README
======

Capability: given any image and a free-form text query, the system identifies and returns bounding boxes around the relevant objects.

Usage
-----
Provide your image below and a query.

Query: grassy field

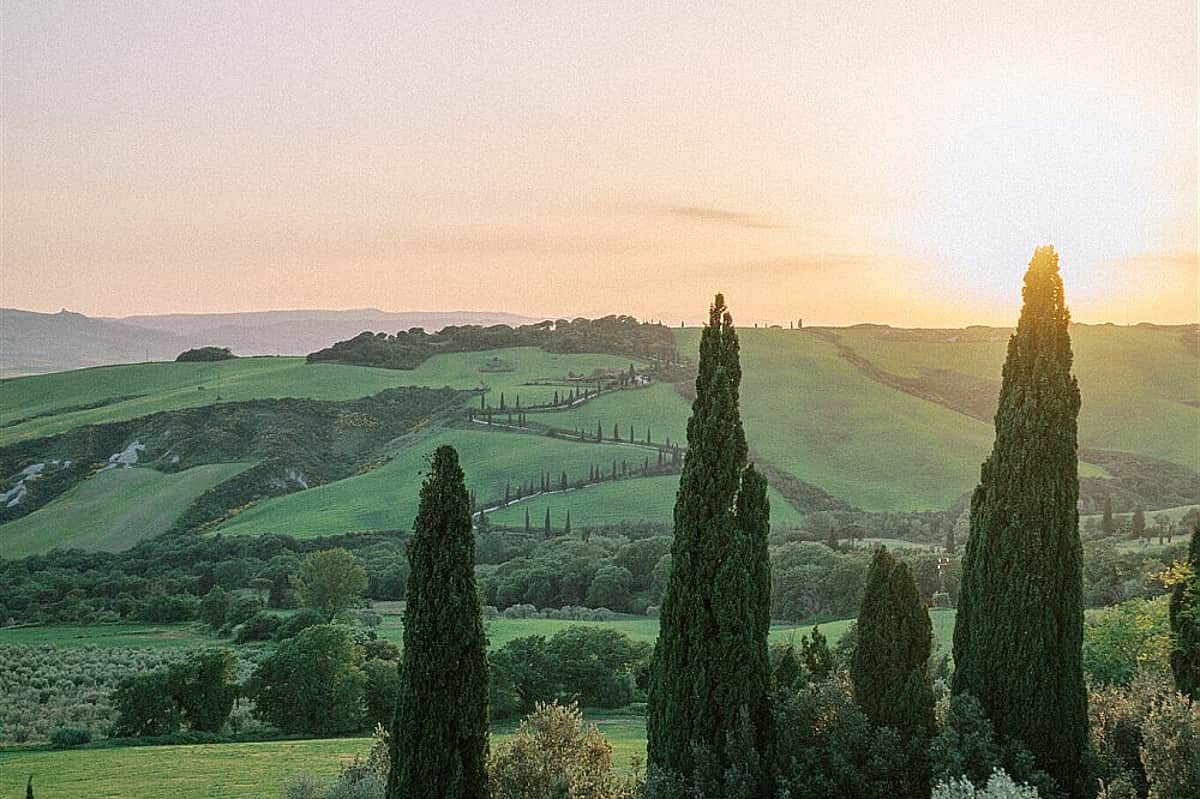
[481,474,805,529]
[537,382,691,448]
[830,324,1200,473]
[0,712,647,799]
[0,463,253,557]
[4,326,1193,554]
[216,428,686,538]
[678,328,998,511]
[0,349,640,448]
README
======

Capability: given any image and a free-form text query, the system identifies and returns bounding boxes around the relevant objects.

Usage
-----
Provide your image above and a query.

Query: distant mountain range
[0,308,538,377]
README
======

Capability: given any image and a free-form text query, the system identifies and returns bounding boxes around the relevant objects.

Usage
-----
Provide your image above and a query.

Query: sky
[2,1,1196,326]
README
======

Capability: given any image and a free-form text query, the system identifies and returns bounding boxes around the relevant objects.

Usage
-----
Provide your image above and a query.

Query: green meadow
[0,713,647,799]
[0,463,252,557]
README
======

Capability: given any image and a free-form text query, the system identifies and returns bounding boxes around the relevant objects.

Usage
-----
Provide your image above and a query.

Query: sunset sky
[2,1,1196,325]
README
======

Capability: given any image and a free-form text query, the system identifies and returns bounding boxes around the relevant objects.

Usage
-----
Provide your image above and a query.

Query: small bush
[933,770,1040,799]
[235,611,282,643]
[274,608,326,641]
[49,726,91,748]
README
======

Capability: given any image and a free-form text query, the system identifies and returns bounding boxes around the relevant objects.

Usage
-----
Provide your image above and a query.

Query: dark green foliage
[488,627,651,719]
[1170,522,1200,699]
[273,607,326,641]
[222,594,263,630]
[26,776,33,799]
[648,294,773,793]
[771,678,919,799]
[585,564,634,611]
[1132,507,1146,540]
[1101,496,1115,536]
[175,346,235,362]
[388,446,489,799]
[297,548,367,621]
[363,658,401,728]
[851,547,935,741]
[234,610,281,643]
[769,642,806,694]
[198,586,228,630]
[952,246,1088,797]
[165,649,238,733]
[928,693,1053,797]
[307,315,678,369]
[112,650,237,737]
[247,624,366,736]
[48,727,91,748]
[802,625,835,682]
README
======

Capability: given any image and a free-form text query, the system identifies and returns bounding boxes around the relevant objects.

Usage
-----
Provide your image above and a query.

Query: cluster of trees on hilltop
[175,346,235,362]
[305,314,681,369]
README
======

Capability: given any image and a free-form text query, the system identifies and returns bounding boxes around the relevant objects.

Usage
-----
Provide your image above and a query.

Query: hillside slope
[1,322,1195,556]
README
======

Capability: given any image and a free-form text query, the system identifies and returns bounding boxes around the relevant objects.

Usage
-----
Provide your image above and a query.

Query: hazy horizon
[3,2,1196,325]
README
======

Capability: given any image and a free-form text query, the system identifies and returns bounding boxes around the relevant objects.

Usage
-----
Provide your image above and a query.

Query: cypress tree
[647,294,773,792]
[27,776,33,799]
[1132,507,1146,541]
[951,246,1088,798]
[564,510,572,538]
[944,523,956,556]
[1100,496,1114,536]
[387,446,489,799]
[544,507,551,539]
[524,507,530,533]
[1169,522,1200,700]
[851,547,935,740]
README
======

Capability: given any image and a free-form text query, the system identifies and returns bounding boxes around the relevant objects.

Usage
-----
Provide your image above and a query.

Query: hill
[0,307,537,377]
[0,321,1195,557]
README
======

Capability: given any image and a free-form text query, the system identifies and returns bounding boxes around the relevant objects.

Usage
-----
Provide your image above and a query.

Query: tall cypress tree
[951,246,1088,798]
[387,446,489,799]
[647,294,773,792]
[852,547,935,740]
[1170,522,1200,700]
[1100,496,1115,536]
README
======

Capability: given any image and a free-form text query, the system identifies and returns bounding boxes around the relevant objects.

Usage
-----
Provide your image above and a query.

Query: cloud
[663,206,787,230]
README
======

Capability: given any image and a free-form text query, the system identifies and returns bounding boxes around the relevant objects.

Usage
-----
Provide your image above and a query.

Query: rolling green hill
[0,463,252,557]
[1,323,1195,556]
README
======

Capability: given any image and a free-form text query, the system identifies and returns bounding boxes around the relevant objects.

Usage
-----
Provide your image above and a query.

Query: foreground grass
[0,713,647,799]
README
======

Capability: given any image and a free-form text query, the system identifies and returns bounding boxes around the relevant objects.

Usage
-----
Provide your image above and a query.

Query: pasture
[0,713,646,799]
[0,463,252,558]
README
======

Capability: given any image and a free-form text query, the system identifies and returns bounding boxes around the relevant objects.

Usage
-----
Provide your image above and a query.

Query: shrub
[247,624,366,735]
[224,595,264,630]
[111,670,181,737]
[235,611,282,643]
[488,701,640,799]
[932,770,1041,799]
[361,659,400,728]
[1140,692,1200,799]
[274,608,326,641]
[48,726,91,748]
[199,586,229,630]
